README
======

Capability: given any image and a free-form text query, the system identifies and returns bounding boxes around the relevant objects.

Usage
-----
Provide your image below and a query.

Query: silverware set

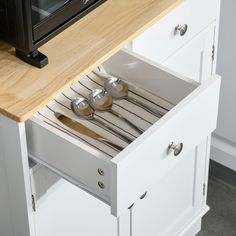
[52,70,168,153]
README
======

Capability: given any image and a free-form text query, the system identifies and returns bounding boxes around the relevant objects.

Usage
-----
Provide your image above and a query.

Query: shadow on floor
[197,178,236,236]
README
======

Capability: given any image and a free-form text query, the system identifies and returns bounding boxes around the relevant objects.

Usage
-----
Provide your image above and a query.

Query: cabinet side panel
[0,141,14,236]
[0,115,35,236]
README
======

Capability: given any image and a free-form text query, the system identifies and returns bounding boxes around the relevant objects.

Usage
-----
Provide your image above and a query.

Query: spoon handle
[110,109,144,134]
[93,70,112,79]
[98,138,124,152]
[92,117,134,144]
[126,96,165,118]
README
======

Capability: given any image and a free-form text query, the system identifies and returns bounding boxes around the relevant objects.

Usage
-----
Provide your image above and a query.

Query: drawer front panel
[111,76,220,216]
[132,0,219,63]
[105,50,221,216]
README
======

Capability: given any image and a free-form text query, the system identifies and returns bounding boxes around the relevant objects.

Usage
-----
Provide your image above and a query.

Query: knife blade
[54,112,124,152]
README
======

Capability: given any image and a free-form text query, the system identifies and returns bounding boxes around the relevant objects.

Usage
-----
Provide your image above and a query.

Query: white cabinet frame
[0,115,35,236]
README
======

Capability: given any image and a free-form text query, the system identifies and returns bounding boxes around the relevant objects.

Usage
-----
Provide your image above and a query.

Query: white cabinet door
[163,25,216,83]
[131,140,209,236]
[31,166,130,236]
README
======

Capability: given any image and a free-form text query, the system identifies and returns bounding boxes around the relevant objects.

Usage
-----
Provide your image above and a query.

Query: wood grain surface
[0,0,181,122]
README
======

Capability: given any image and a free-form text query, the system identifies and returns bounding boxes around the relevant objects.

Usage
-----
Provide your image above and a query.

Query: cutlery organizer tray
[26,49,220,216]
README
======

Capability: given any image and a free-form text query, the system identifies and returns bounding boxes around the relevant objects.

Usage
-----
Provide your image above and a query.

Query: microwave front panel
[32,0,103,41]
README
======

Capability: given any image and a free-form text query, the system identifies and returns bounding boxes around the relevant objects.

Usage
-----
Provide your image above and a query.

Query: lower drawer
[26,49,220,216]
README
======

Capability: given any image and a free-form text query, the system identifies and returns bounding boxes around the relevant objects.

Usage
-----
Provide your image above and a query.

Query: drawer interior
[26,49,220,216]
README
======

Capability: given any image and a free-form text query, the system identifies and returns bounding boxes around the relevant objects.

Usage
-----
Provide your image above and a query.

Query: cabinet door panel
[131,140,208,236]
[31,167,128,236]
[163,25,215,83]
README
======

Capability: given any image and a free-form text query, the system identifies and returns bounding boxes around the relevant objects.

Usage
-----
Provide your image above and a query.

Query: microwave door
[32,0,103,41]
[31,0,73,26]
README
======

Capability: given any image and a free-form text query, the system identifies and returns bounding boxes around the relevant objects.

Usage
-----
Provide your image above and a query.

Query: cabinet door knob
[168,142,183,156]
[175,24,188,36]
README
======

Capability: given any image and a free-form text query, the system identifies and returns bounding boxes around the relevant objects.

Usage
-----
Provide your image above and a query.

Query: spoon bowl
[89,89,113,111]
[71,97,134,143]
[89,89,144,134]
[71,97,95,120]
[104,76,165,118]
[104,77,128,99]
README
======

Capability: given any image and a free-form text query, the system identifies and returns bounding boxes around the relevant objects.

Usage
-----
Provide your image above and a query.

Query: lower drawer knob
[168,142,183,156]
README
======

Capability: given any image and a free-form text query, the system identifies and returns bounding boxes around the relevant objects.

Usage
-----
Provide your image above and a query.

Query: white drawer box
[132,0,219,63]
[26,49,220,217]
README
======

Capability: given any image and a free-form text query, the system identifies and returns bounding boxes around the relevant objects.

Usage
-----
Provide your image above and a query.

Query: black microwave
[0,0,105,68]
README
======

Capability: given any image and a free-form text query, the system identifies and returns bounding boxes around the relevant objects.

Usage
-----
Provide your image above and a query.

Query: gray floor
[197,178,236,236]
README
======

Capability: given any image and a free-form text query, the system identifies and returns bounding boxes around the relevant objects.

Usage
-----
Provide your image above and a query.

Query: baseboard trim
[178,206,210,236]
[211,134,236,171]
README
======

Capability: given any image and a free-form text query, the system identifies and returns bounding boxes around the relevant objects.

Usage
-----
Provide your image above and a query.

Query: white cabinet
[0,1,221,236]
[128,1,220,235]
[128,25,217,236]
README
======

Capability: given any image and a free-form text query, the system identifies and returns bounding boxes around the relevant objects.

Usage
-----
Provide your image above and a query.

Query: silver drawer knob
[175,24,188,36]
[168,142,183,156]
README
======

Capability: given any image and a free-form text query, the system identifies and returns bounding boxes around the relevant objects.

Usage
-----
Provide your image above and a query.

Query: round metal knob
[175,24,188,36]
[168,142,183,156]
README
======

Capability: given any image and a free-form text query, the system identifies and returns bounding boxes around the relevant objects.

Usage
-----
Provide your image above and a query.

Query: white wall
[211,0,236,171]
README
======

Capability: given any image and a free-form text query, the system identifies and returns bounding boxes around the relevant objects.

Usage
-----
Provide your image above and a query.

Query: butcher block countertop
[0,0,181,122]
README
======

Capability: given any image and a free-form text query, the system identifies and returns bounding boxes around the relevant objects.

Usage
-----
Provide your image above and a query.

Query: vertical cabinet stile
[0,115,35,236]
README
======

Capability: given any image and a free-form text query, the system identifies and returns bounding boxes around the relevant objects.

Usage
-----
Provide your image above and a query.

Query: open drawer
[26,49,220,217]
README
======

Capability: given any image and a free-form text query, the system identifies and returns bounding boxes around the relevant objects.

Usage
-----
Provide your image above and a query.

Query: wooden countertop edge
[0,0,182,123]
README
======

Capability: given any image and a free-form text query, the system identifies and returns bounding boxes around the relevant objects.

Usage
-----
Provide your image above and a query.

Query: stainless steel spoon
[71,97,134,144]
[93,70,165,118]
[89,89,144,134]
